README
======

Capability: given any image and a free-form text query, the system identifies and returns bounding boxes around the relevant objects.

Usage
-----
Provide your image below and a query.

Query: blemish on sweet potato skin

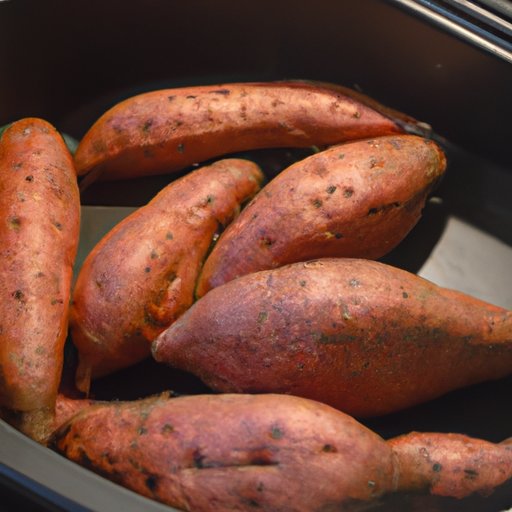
[0,119,80,433]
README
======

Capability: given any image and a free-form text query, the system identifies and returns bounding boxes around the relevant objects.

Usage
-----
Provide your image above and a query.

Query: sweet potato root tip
[390,432,512,499]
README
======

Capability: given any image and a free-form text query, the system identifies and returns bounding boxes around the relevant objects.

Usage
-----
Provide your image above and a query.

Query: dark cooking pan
[0,0,511,510]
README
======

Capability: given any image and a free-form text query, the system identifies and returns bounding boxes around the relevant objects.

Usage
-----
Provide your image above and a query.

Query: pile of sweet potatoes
[0,80,510,511]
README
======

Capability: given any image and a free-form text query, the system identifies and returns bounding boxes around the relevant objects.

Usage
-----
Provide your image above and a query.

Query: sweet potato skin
[0,119,80,420]
[70,159,263,390]
[196,135,446,297]
[154,258,512,417]
[51,393,512,511]
[51,393,397,512]
[74,80,422,183]
[390,432,512,499]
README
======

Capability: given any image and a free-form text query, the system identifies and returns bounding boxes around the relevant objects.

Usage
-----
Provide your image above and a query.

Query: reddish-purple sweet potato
[70,158,263,392]
[154,258,512,417]
[74,80,427,184]
[0,118,80,441]
[51,393,512,511]
[196,135,446,297]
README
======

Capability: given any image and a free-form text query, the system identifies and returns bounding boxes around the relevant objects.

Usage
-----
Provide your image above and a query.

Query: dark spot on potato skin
[259,237,273,248]
[8,216,21,231]
[367,202,401,216]
[193,448,206,468]
[326,185,337,194]
[161,423,174,434]
[322,444,337,453]
[464,468,479,479]
[142,119,153,133]
[270,426,283,439]
[25,175,34,182]
[78,447,93,468]
[209,89,230,95]
[145,474,159,493]
[432,463,442,472]
[12,290,25,301]
[257,311,268,323]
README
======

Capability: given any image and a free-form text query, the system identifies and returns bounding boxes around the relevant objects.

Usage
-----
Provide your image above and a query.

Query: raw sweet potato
[74,80,427,184]
[154,258,512,417]
[50,393,512,511]
[196,134,446,297]
[70,159,263,392]
[0,118,80,442]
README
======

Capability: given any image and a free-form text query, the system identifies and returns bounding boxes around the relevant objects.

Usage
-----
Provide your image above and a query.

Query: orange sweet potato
[154,258,512,417]
[196,134,446,297]
[50,393,512,511]
[74,80,427,184]
[0,118,80,442]
[70,159,263,392]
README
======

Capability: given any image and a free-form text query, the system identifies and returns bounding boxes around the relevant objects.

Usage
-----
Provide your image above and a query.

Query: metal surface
[390,0,512,62]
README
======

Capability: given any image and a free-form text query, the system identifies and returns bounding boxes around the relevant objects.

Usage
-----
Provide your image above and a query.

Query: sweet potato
[70,158,263,392]
[0,118,80,442]
[74,80,427,184]
[1,393,94,445]
[196,134,446,296]
[154,258,512,417]
[50,393,512,511]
